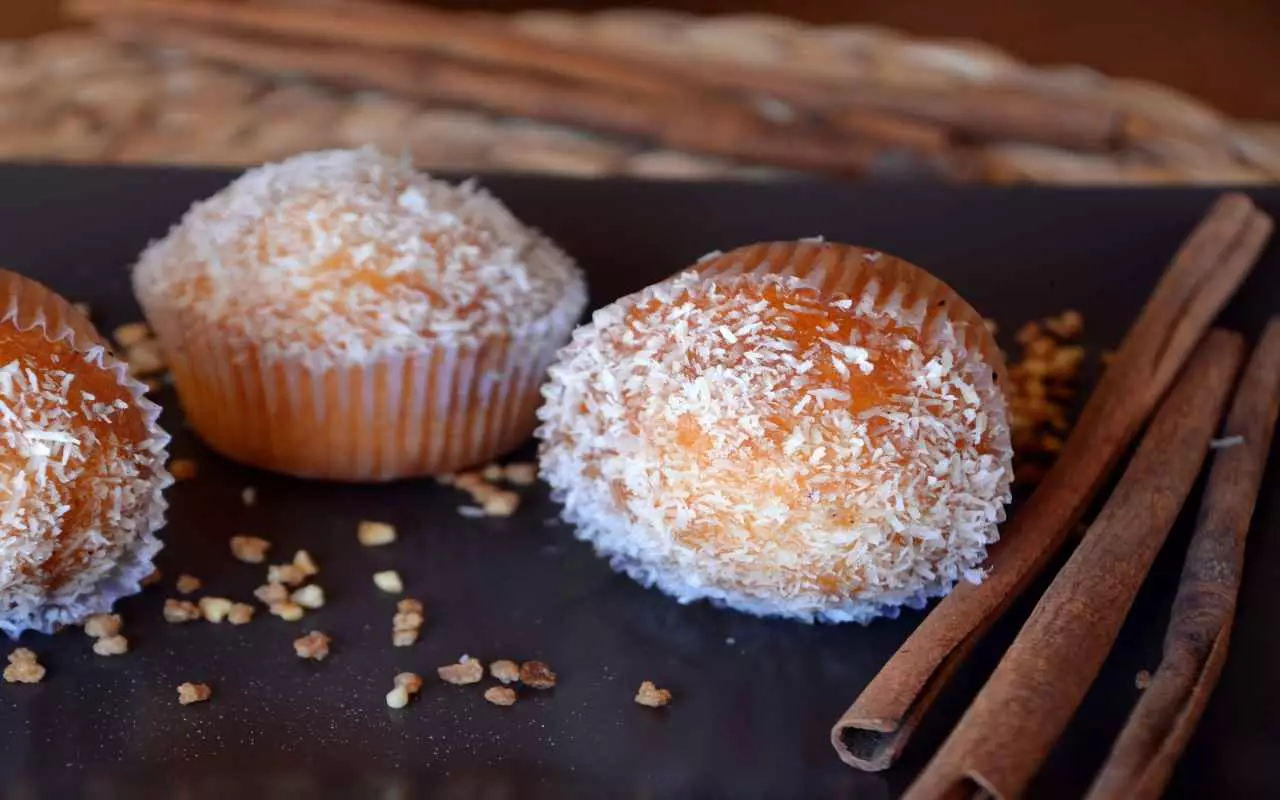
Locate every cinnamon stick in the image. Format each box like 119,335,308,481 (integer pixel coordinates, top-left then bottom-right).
100,21,903,175
1087,318,1280,800
905,329,1245,800
832,193,1273,772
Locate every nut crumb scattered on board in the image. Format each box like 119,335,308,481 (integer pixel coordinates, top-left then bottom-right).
83,613,122,639
504,462,538,486
254,582,288,606
490,659,520,685
270,602,305,622
373,570,403,593
358,521,397,546
227,603,255,625
293,631,332,661
241,487,257,507
293,550,318,577
176,574,201,595
198,597,234,623
177,682,211,705
395,672,423,695
482,490,520,517
230,535,271,564
113,322,151,348
519,660,557,690
481,463,504,482
125,341,166,378
438,657,485,685
169,458,198,481
635,681,672,708
93,635,129,656
386,685,411,709
163,599,202,623
484,686,518,706
1135,670,1152,690
291,585,325,609
1006,311,1087,486
267,563,306,587
392,598,424,646
4,648,45,684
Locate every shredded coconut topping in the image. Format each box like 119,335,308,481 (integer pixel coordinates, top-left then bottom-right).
537,269,1012,623
0,331,168,634
132,147,584,366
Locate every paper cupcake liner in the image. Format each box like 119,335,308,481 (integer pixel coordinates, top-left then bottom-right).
543,241,1014,624
140,296,583,482
0,270,171,638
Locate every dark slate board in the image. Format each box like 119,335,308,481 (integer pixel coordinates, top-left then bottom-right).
0,165,1277,799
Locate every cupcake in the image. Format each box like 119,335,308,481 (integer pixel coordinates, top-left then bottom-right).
537,241,1013,622
0,270,170,636
133,148,586,481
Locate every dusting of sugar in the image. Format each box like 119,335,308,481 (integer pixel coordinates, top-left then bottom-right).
537,267,1012,623
132,147,585,367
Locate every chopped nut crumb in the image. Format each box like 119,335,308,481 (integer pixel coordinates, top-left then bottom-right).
163,599,201,623
490,659,520,685
519,660,557,690
482,490,520,517
176,574,201,595
437,658,484,685
385,685,410,709
267,563,306,587
270,602,305,622
230,535,271,564
83,613,122,639
113,322,152,348
357,520,397,547
1135,669,1152,690
453,472,485,492
484,686,518,706
254,582,289,606
177,682,211,705
394,672,424,695
4,648,45,684
392,598,425,646
481,463,505,482
140,568,162,587
373,570,403,594
1045,309,1084,340
241,486,257,507
293,550,318,577
291,585,325,610
198,597,234,623
434,473,457,486
126,341,166,377
93,635,129,656
635,681,672,708
169,458,198,481
293,631,332,660
227,603,255,625
503,462,538,486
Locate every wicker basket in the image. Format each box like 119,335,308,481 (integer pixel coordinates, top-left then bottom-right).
2,7,1277,183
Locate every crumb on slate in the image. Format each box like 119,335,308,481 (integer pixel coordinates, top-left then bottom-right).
438,657,484,685
4,648,45,684
490,659,520,685
635,681,672,708
176,574,201,595
230,535,271,564
519,660,557,690
177,682,211,705
358,520,397,547
83,613,122,639
484,686,518,706
293,631,332,661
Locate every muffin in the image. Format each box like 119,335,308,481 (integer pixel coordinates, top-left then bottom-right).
537,241,1013,622
0,270,170,636
133,147,586,481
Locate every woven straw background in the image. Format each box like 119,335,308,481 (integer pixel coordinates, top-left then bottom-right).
3,9,1279,183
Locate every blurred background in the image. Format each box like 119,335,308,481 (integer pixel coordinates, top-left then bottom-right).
3,0,1278,183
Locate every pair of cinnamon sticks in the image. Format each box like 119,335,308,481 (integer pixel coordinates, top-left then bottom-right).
833,193,1276,798
66,0,1132,175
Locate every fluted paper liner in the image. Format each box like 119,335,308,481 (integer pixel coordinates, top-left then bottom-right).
138,292,583,482
0,269,171,637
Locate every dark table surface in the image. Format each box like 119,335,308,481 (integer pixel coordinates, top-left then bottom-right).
0,165,1277,799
